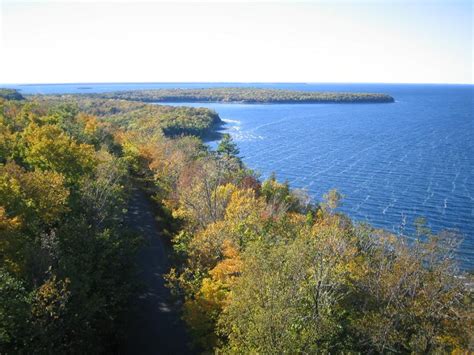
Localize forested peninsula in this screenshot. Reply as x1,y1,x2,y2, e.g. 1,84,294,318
91,87,395,104
0,88,25,101
0,89,472,353
31,94,222,138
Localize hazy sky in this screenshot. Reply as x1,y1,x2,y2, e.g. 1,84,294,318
1,0,472,84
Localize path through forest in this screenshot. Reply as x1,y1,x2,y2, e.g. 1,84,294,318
122,187,193,354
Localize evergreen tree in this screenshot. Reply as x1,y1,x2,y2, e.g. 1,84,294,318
217,134,240,157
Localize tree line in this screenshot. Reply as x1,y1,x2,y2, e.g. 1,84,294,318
90,87,395,104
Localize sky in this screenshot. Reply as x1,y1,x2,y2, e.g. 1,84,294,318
0,0,472,84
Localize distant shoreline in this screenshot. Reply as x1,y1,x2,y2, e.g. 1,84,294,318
1,82,471,86
86,87,396,104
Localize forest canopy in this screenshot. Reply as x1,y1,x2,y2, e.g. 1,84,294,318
30,95,221,138
0,96,139,352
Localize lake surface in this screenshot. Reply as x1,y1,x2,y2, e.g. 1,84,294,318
5,83,474,268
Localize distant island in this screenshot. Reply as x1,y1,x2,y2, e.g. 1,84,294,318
92,87,395,104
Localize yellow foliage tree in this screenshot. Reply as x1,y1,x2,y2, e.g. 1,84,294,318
0,162,69,225
183,240,242,349
21,124,96,182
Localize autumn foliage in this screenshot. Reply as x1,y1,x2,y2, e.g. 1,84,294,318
1,92,472,353
0,97,138,352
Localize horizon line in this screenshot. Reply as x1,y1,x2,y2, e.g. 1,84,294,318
2,81,473,86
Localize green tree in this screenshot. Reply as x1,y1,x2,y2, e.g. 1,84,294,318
217,134,239,158
0,269,31,351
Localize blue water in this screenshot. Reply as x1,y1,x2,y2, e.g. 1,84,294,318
3,83,473,268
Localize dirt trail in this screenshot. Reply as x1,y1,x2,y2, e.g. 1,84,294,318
123,187,193,354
